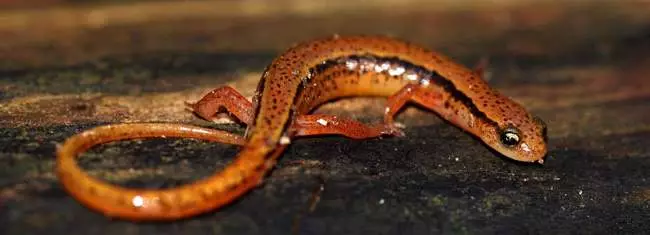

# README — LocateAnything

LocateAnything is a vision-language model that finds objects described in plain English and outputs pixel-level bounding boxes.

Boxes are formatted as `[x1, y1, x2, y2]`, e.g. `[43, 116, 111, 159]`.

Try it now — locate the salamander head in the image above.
[479, 113, 548, 163]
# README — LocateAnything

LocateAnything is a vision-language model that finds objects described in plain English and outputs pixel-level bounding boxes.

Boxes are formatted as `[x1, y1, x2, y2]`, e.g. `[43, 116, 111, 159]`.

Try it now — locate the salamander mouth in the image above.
[489, 143, 546, 163]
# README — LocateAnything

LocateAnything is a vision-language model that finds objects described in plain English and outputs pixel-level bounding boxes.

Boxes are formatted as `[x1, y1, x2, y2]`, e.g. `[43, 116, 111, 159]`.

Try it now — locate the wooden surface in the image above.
[1, 1, 649, 234]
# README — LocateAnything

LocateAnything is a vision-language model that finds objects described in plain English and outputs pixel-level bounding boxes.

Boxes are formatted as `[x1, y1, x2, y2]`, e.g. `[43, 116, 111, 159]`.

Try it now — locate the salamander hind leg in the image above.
[473, 56, 490, 80]
[291, 114, 404, 139]
[384, 84, 443, 127]
[185, 86, 255, 125]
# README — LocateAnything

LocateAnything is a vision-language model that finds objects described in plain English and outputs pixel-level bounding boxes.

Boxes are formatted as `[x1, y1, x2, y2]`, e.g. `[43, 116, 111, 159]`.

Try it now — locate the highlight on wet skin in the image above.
[55, 35, 548, 221]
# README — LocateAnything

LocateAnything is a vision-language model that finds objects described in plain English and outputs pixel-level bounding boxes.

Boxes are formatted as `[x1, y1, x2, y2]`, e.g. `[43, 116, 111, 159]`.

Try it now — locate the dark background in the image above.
[1, 0, 649, 234]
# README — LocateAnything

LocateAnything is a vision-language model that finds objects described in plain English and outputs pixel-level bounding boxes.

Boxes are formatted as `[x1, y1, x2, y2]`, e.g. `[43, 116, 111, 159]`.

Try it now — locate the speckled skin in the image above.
[56, 35, 547, 221]
[253, 35, 546, 161]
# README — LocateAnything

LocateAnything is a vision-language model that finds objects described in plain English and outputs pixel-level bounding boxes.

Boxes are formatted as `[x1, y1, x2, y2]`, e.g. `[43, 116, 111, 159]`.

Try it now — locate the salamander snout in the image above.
[483, 116, 548, 163]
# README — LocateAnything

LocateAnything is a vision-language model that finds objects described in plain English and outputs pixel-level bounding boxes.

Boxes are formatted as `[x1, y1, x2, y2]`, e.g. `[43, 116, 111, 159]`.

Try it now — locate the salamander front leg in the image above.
[384, 84, 443, 126]
[291, 114, 404, 139]
[185, 86, 255, 125]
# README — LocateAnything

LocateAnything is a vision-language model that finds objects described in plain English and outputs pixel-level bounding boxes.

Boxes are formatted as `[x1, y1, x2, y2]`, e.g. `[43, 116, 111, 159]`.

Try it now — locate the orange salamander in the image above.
[56, 35, 548, 221]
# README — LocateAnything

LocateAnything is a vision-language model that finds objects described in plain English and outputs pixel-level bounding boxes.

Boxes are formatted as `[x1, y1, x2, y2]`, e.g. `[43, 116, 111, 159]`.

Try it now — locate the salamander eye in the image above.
[500, 128, 520, 147]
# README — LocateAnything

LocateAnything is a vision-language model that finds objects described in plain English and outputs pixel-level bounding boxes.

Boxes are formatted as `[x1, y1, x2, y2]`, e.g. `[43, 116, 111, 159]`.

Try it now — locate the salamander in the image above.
[56, 35, 548, 221]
